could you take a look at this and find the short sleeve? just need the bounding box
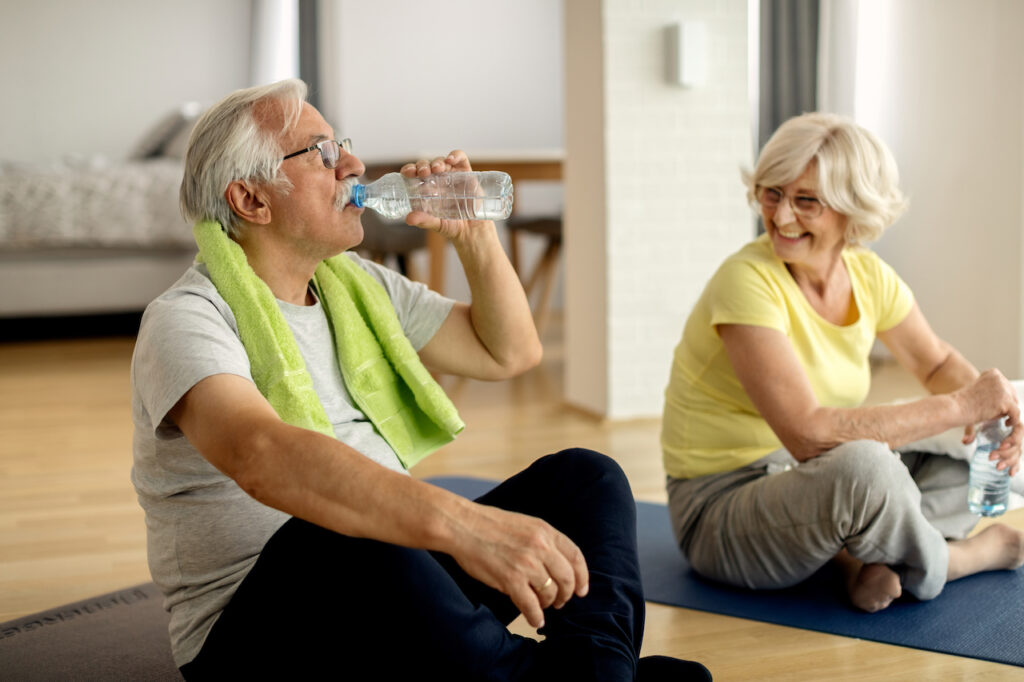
[849,250,915,332]
[705,258,789,334]
[131,285,253,439]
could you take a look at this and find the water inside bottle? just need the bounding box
[967,444,1010,516]
[368,196,413,220]
[409,196,510,221]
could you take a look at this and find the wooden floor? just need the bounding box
[1,318,1021,680]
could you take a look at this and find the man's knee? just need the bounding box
[540,448,631,497]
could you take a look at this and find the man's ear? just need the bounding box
[225,180,272,225]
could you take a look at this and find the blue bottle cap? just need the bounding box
[350,184,366,208]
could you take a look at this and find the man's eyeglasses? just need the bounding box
[756,186,826,220]
[281,138,352,169]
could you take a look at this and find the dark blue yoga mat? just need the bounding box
[427,475,1024,668]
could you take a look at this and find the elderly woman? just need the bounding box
[661,112,1024,612]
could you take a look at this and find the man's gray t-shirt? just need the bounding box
[130,252,455,667]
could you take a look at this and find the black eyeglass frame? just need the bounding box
[281,138,352,169]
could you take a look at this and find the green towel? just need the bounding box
[193,220,464,469]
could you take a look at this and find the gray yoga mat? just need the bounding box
[0,582,179,680]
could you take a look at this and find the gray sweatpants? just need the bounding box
[666,440,977,601]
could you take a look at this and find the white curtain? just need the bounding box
[817,0,896,129]
[250,0,299,87]
[816,0,858,118]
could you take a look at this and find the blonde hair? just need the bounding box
[742,112,908,245]
[180,79,308,236]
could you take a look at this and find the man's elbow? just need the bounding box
[223,428,281,503]
[518,338,544,373]
[483,340,543,381]
[504,338,544,378]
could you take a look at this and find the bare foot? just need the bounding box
[947,523,1024,582]
[848,563,902,612]
[834,549,902,612]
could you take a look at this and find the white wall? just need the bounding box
[565,0,754,419]
[822,0,1024,377]
[0,0,252,163]
[318,0,563,162]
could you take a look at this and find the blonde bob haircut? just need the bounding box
[742,112,908,245]
[180,78,308,237]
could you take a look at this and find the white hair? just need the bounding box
[179,79,308,236]
[742,112,908,245]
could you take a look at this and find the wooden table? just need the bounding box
[363,150,564,294]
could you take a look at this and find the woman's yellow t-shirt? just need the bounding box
[661,234,915,479]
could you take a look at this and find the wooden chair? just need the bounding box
[505,215,562,336]
[356,209,428,283]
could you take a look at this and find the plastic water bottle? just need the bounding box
[967,417,1012,517]
[349,171,514,221]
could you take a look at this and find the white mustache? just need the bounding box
[334,178,359,211]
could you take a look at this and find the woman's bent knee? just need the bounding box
[812,440,913,498]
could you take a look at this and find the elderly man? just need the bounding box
[130,79,709,681]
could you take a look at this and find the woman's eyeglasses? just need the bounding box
[756,186,826,219]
